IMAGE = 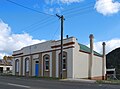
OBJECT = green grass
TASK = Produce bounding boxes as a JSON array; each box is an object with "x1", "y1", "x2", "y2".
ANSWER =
[
  {"x1": 96, "y1": 80, "x2": 120, "y2": 84},
  {"x1": 1, "y1": 74, "x2": 60, "y2": 80}
]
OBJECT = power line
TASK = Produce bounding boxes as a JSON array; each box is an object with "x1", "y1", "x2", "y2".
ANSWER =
[
  {"x1": 21, "y1": 17, "x2": 55, "y2": 32},
  {"x1": 63, "y1": 0, "x2": 117, "y2": 19},
  {"x1": 6, "y1": 0, "x2": 56, "y2": 17},
  {"x1": 67, "y1": 9, "x2": 94, "y2": 19},
  {"x1": 28, "y1": 19, "x2": 57, "y2": 34},
  {"x1": 64, "y1": 5, "x2": 93, "y2": 17},
  {"x1": 62, "y1": 1, "x2": 95, "y2": 14}
]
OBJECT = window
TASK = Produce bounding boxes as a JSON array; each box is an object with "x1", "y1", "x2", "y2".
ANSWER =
[
  {"x1": 6, "y1": 67, "x2": 10, "y2": 71},
  {"x1": 36, "y1": 61, "x2": 39, "y2": 63},
  {"x1": 44, "y1": 55, "x2": 49, "y2": 71},
  {"x1": 59, "y1": 52, "x2": 67, "y2": 70},
  {"x1": 25, "y1": 57, "x2": 29, "y2": 72},
  {"x1": 63, "y1": 53, "x2": 67, "y2": 70},
  {"x1": 15, "y1": 59, "x2": 19, "y2": 72}
]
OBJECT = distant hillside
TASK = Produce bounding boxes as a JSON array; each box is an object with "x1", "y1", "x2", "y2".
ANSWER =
[{"x1": 106, "y1": 47, "x2": 120, "y2": 79}]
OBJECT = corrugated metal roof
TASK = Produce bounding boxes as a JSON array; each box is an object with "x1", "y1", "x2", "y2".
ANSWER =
[{"x1": 79, "y1": 43, "x2": 102, "y2": 57}]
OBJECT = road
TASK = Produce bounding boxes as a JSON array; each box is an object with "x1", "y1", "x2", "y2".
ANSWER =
[{"x1": 0, "y1": 76, "x2": 120, "y2": 89}]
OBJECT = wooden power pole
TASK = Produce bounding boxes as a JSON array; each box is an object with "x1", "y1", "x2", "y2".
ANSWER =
[{"x1": 56, "y1": 14, "x2": 65, "y2": 79}]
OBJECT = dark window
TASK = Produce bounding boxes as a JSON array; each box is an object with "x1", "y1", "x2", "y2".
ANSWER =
[
  {"x1": 59, "y1": 52, "x2": 67, "y2": 70},
  {"x1": 36, "y1": 61, "x2": 39, "y2": 63},
  {"x1": 44, "y1": 55, "x2": 49, "y2": 71},
  {"x1": 63, "y1": 54, "x2": 67, "y2": 70},
  {"x1": 6, "y1": 67, "x2": 10, "y2": 71}
]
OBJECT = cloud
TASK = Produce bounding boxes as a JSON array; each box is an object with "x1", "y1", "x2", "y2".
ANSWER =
[
  {"x1": 94, "y1": 0, "x2": 120, "y2": 16},
  {"x1": 87, "y1": 38, "x2": 120, "y2": 54},
  {"x1": 59, "y1": 0, "x2": 83, "y2": 4},
  {"x1": 45, "y1": 0, "x2": 83, "y2": 4},
  {"x1": 0, "y1": 20, "x2": 45, "y2": 59},
  {"x1": 44, "y1": 0, "x2": 83, "y2": 14}
]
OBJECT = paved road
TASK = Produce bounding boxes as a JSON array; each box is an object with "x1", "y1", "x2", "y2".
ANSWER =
[{"x1": 0, "y1": 76, "x2": 120, "y2": 89}]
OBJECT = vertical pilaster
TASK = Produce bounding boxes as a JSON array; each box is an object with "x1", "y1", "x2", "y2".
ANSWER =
[
  {"x1": 39, "y1": 53, "x2": 42, "y2": 76},
  {"x1": 29, "y1": 55, "x2": 32, "y2": 76},
  {"x1": 52, "y1": 50, "x2": 56, "y2": 78},
  {"x1": 88, "y1": 34, "x2": 94, "y2": 79},
  {"x1": 20, "y1": 57, "x2": 23, "y2": 76},
  {"x1": 102, "y1": 42, "x2": 106, "y2": 80}
]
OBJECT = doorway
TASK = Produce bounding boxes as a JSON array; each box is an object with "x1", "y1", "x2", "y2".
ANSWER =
[
  {"x1": 0, "y1": 67, "x2": 3, "y2": 73},
  {"x1": 35, "y1": 61, "x2": 39, "y2": 76}
]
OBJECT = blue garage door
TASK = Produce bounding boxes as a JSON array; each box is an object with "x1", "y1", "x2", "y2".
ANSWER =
[{"x1": 35, "y1": 62, "x2": 39, "y2": 76}]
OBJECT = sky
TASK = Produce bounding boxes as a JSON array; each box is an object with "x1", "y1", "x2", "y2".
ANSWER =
[{"x1": 0, "y1": 0, "x2": 120, "y2": 58}]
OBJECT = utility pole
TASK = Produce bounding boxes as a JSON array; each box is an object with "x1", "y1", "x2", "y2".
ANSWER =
[{"x1": 56, "y1": 14, "x2": 65, "y2": 79}]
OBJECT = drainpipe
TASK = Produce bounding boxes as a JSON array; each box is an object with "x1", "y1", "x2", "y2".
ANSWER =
[
  {"x1": 88, "y1": 34, "x2": 94, "y2": 79},
  {"x1": 102, "y1": 42, "x2": 106, "y2": 80}
]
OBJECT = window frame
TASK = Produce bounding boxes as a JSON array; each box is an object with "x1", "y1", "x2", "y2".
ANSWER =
[
  {"x1": 25, "y1": 57, "x2": 29, "y2": 72},
  {"x1": 59, "y1": 51, "x2": 67, "y2": 70},
  {"x1": 43, "y1": 54, "x2": 50, "y2": 71},
  {"x1": 15, "y1": 59, "x2": 19, "y2": 73}
]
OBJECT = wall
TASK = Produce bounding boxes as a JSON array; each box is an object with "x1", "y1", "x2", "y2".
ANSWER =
[
  {"x1": 73, "y1": 39, "x2": 103, "y2": 79},
  {"x1": 92, "y1": 56, "x2": 102, "y2": 78},
  {"x1": 73, "y1": 41, "x2": 89, "y2": 78},
  {"x1": 12, "y1": 37, "x2": 75, "y2": 78}
]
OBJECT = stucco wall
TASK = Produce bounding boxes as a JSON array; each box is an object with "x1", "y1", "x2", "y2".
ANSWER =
[
  {"x1": 73, "y1": 39, "x2": 103, "y2": 79},
  {"x1": 12, "y1": 58, "x2": 15, "y2": 75},
  {"x1": 13, "y1": 37, "x2": 76, "y2": 78},
  {"x1": 73, "y1": 41, "x2": 89, "y2": 78},
  {"x1": 92, "y1": 56, "x2": 102, "y2": 77},
  {"x1": 55, "y1": 48, "x2": 73, "y2": 78}
]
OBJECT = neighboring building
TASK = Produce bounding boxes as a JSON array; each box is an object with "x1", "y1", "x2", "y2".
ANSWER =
[
  {"x1": 12, "y1": 34, "x2": 106, "y2": 80},
  {"x1": 0, "y1": 59, "x2": 12, "y2": 74},
  {"x1": 0, "y1": 65, "x2": 12, "y2": 74}
]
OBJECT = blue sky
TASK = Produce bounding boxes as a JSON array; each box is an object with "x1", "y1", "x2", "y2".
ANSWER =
[{"x1": 0, "y1": 0, "x2": 120, "y2": 58}]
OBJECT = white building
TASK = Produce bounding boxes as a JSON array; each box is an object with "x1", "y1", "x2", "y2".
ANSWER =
[
  {"x1": 12, "y1": 34, "x2": 106, "y2": 80},
  {"x1": 0, "y1": 65, "x2": 12, "y2": 74}
]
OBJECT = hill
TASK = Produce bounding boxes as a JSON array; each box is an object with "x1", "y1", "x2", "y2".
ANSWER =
[{"x1": 106, "y1": 47, "x2": 120, "y2": 79}]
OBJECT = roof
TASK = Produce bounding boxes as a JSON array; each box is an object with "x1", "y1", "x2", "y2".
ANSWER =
[{"x1": 79, "y1": 43, "x2": 102, "y2": 57}]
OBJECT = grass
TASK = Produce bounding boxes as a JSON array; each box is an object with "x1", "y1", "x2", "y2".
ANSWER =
[
  {"x1": 1, "y1": 74, "x2": 60, "y2": 80},
  {"x1": 96, "y1": 79, "x2": 120, "y2": 84}
]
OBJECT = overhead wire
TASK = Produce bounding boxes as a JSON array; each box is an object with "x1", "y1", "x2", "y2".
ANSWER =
[
  {"x1": 42, "y1": 21, "x2": 60, "y2": 50},
  {"x1": 6, "y1": 0, "x2": 56, "y2": 17},
  {"x1": 28, "y1": 19, "x2": 58, "y2": 34},
  {"x1": 5, "y1": 0, "x2": 61, "y2": 42},
  {"x1": 63, "y1": 0, "x2": 117, "y2": 19},
  {"x1": 64, "y1": 5, "x2": 94, "y2": 17},
  {"x1": 21, "y1": 17, "x2": 55, "y2": 32},
  {"x1": 62, "y1": 1, "x2": 95, "y2": 14}
]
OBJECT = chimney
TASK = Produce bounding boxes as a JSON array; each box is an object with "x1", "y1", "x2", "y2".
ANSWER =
[
  {"x1": 88, "y1": 34, "x2": 94, "y2": 79},
  {"x1": 89, "y1": 34, "x2": 94, "y2": 54},
  {"x1": 102, "y1": 42, "x2": 106, "y2": 80},
  {"x1": 66, "y1": 35, "x2": 69, "y2": 39}
]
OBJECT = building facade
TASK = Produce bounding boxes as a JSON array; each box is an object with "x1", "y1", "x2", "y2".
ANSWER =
[{"x1": 12, "y1": 35, "x2": 106, "y2": 80}]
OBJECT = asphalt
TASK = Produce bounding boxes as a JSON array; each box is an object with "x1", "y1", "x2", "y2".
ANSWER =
[{"x1": 0, "y1": 76, "x2": 120, "y2": 89}]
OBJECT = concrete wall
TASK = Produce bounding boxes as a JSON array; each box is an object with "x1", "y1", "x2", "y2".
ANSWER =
[
  {"x1": 13, "y1": 37, "x2": 103, "y2": 79},
  {"x1": 73, "y1": 40, "x2": 89, "y2": 78},
  {"x1": 73, "y1": 39, "x2": 103, "y2": 79},
  {"x1": 92, "y1": 56, "x2": 102, "y2": 78}
]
